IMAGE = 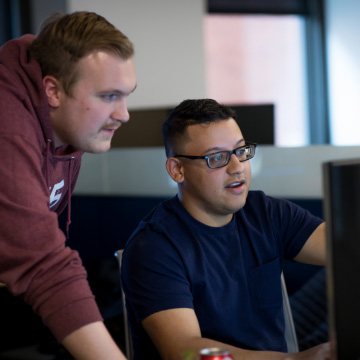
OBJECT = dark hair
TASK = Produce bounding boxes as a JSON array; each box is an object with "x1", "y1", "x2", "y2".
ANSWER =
[
  {"x1": 29, "y1": 11, "x2": 134, "y2": 95},
  {"x1": 162, "y1": 99, "x2": 237, "y2": 157}
]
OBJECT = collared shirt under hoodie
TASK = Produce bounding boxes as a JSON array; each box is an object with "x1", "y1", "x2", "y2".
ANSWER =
[{"x1": 0, "y1": 35, "x2": 102, "y2": 341}]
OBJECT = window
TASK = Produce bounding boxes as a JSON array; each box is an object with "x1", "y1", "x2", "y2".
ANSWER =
[
  {"x1": 204, "y1": 0, "x2": 328, "y2": 146},
  {"x1": 204, "y1": 14, "x2": 309, "y2": 146}
]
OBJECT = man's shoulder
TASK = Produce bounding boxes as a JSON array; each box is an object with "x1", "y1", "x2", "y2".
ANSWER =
[
  {"x1": 123, "y1": 196, "x2": 190, "y2": 263},
  {"x1": 241, "y1": 190, "x2": 297, "y2": 222},
  {"x1": 143, "y1": 195, "x2": 178, "y2": 220},
  {"x1": 130, "y1": 196, "x2": 181, "y2": 236},
  {"x1": 244, "y1": 190, "x2": 272, "y2": 210}
]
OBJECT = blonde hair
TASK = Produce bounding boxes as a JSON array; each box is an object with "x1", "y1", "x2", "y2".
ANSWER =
[{"x1": 29, "y1": 11, "x2": 134, "y2": 95}]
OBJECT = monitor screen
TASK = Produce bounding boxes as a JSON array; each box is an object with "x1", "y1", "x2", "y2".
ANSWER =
[{"x1": 323, "y1": 158, "x2": 360, "y2": 359}]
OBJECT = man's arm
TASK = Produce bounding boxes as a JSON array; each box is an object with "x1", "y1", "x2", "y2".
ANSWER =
[
  {"x1": 62, "y1": 321, "x2": 126, "y2": 360},
  {"x1": 142, "y1": 308, "x2": 330, "y2": 360},
  {"x1": 293, "y1": 222, "x2": 326, "y2": 266}
]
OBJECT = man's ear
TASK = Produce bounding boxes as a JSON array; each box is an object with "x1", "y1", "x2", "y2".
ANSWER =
[
  {"x1": 166, "y1": 157, "x2": 185, "y2": 183},
  {"x1": 42, "y1": 75, "x2": 61, "y2": 108}
]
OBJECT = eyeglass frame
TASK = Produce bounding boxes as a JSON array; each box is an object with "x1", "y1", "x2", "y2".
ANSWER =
[{"x1": 173, "y1": 141, "x2": 257, "y2": 169}]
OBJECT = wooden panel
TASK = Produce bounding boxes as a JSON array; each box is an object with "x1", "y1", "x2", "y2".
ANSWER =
[
  {"x1": 232, "y1": 104, "x2": 274, "y2": 145},
  {"x1": 111, "y1": 104, "x2": 274, "y2": 147},
  {"x1": 111, "y1": 108, "x2": 169, "y2": 147}
]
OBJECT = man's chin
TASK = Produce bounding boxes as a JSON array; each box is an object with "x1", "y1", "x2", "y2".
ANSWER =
[
  {"x1": 83, "y1": 142, "x2": 111, "y2": 154},
  {"x1": 228, "y1": 198, "x2": 247, "y2": 213}
]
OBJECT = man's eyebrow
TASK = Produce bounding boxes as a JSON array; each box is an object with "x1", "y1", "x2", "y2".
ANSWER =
[
  {"x1": 98, "y1": 83, "x2": 137, "y2": 96},
  {"x1": 202, "y1": 139, "x2": 245, "y2": 155}
]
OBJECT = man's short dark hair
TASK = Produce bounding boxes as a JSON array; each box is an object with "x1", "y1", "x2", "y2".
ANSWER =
[{"x1": 162, "y1": 99, "x2": 237, "y2": 157}]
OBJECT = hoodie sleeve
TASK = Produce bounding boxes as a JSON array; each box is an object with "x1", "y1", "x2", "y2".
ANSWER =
[
  {"x1": 0, "y1": 135, "x2": 103, "y2": 342},
  {"x1": 0, "y1": 38, "x2": 102, "y2": 341}
]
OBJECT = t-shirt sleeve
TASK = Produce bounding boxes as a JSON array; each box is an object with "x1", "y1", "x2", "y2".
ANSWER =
[
  {"x1": 269, "y1": 196, "x2": 324, "y2": 260},
  {"x1": 121, "y1": 227, "x2": 194, "y2": 323}
]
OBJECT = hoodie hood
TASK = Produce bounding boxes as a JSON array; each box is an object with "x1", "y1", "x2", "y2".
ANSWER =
[
  {"x1": 0, "y1": 35, "x2": 54, "y2": 148},
  {"x1": 0, "y1": 34, "x2": 82, "y2": 159},
  {"x1": 0, "y1": 34, "x2": 83, "y2": 237}
]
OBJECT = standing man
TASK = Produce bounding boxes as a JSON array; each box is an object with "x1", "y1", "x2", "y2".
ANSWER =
[
  {"x1": 0, "y1": 11, "x2": 136, "y2": 360},
  {"x1": 121, "y1": 99, "x2": 330, "y2": 359}
]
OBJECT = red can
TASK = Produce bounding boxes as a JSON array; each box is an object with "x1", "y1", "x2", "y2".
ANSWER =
[{"x1": 198, "y1": 348, "x2": 234, "y2": 360}]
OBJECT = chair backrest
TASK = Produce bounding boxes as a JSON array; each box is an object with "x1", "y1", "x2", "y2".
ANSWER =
[
  {"x1": 116, "y1": 249, "x2": 298, "y2": 357},
  {"x1": 115, "y1": 249, "x2": 134, "y2": 360},
  {"x1": 281, "y1": 272, "x2": 299, "y2": 353}
]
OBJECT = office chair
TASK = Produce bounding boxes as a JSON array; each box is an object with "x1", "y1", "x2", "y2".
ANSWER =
[
  {"x1": 281, "y1": 272, "x2": 299, "y2": 353},
  {"x1": 115, "y1": 249, "x2": 134, "y2": 360}
]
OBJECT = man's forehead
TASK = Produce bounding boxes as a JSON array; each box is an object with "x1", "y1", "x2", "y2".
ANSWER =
[
  {"x1": 185, "y1": 118, "x2": 239, "y2": 137},
  {"x1": 74, "y1": 52, "x2": 136, "y2": 91},
  {"x1": 183, "y1": 118, "x2": 243, "y2": 154}
]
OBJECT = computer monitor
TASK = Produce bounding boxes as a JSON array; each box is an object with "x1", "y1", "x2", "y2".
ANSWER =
[{"x1": 323, "y1": 158, "x2": 360, "y2": 359}]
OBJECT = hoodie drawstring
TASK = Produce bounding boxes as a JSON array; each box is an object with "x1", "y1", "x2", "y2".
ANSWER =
[
  {"x1": 46, "y1": 139, "x2": 74, "y2": 239},
  {"x1": 45, "y1": 140, "x2": 51, "y2": 187},
  {"x1": 66, "y1": 158, "x2": 74, "y2": 239}
]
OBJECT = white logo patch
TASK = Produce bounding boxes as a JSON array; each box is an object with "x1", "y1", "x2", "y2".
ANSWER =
[{"x1": 49, "y1": 179, "x2": 65, "y2": 208}]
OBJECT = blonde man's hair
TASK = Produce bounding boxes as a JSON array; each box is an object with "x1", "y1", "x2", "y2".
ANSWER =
[{"x1": 29, "y1": 11, "x2": 134, "y2": 95}]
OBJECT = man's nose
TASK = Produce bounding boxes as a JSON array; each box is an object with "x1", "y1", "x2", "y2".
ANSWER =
[
  {"x1": 111, "y1": 100, "x2": 130, "y2": 123},
  {"x1": 227, "y1": 153, "x2": 244, "y2": 172}
]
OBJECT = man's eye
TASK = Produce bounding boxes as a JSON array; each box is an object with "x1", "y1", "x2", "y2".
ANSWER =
[
  {"x1": 101, "y1": 93, "x2": 118, "y2": 102},
  {"x1": 212, "y1": 153, "x2": 225, "y2": 162}
]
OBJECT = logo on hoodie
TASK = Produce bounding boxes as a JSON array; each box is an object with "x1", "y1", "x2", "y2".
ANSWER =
[{"x1": 49, "y1": 180, "x2": 64, "y2": 208}]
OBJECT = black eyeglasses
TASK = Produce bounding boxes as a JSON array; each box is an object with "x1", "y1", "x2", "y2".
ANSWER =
[{"x1": 174, "y1": 142, "x2": 257, "y2": 169}]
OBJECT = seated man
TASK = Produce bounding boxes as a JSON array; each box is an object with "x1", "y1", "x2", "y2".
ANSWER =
[{"x1": 121, "y1": 99, "x2": 330, "y2": 360}]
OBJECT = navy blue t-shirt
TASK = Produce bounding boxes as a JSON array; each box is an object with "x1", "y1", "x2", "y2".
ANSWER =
[{"x1": 121, "y1": 191, "x2": 323, "y2": 360}]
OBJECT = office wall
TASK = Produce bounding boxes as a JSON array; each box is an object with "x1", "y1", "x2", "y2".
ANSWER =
[
  {"x1": 28, "y1": 1, "x2": 360, "y2": 198},
  {"x1": 75, "y1": 145, "x2": 360, "y2": 199},
  {"x1": 65, "y1": 0, "x2": 360, "y2": 198},
  {"x1": 67, "y1": 0, "x2": 206, "y2": 109},
  {"x1": 30, "y1": 0, "x2": 67, "y2": 32},
  {"x1": 29, "y1": 0, "x2": 360, "y2": 143}
]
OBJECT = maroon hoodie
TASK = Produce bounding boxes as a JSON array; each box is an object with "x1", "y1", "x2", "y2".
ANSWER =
[{"x1": 0, "y1": 35, "x2": 102, "y2": 341}]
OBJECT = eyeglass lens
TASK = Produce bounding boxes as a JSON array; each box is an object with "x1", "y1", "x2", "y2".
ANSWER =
[{"x1": 207, "y1": 145, "x2": 255, "y2": 168}]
